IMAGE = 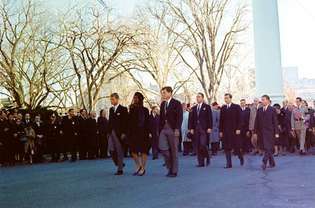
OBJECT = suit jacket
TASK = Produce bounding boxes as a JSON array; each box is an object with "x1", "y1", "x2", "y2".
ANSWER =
[
  {"x1": 219, "y1": 103, "x2": 242, "y2": 150},
  {"x1": 159, "y1": 98, "x2": 183, "y2": 131},
  {"x1": 254, "y1": 105, "x2": 279, "y2": 150},
  {"x1": 240, "y1": 107, "x2": 250, "y2": 131},
  {"x1": 249, "y1": 105, "x2": 259, "y2": 131},
  {"x1": 281, "y1": 107, "x2": 292, "y2": 132},
  {"x1": 291, "y1": 106, "x2": 307, "y2": 130},
  {"x1": 62, "y1": 116, "x2": 79, "y2": 138},
  {"x1": 188, "y1": 103, "x2": 213, "y2": 131},
  {"x1": 108, "y1": 104, "x2": 128, "y2": 138},
  {"x1": 148, "y1": 113, "x2": 160, "y2": 137}
]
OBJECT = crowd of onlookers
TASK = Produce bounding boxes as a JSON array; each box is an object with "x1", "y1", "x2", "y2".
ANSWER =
[{"x1": 0, "y1": 96, "x2": 315, "y2": 167}]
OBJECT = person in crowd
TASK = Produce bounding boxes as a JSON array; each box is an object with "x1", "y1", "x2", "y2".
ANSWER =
[
  {"x1": 303, "y1": 101, "x2": 313, "y2": 151},
  {"x1": 280, "y1": 100, "x2": 291, "y2": 154},
  {"x1": 127, "y1": 92, "x2": 150, "y2": 176},
  {"x1": 0, "y1": 112, "x2": 10, "y2": 166},
  {"x1": 87, "y1": 111, "x2": 98, "y2": 159},
  {"x1": 240, "y1": 99, "x2": 250, "y2": 153},
  {"x1": 159, "y1": 86, "x2": 183, "y2": 177},
  {"x1": 188, "y1": 93, "x2": 213, "y2": 167},
  {"x1": 24, "y1": 113, "x2": 32, "y2": 126},
  {"x1": 148, "y1": 105, "x2": 160, "y2": 160},
  {"x1": 32, "y1": 114, "x2": 45, "y2": 163},
  {"x1": 181, "y1": 103, "x2": 191, "y2": 156},
  {"x1": 248, "y1": 98, "x2": 262, "y2": 155},
  {"x1": 15, "y1": 115, "x2": 26, "y2": 162},
  {"x1": 78, "y1": 109, "x2": 88, "y2": 160},
  {"x1": 210, "y1": 102, "x2": 220, "y2": 156},
  {"x1": 273, "y1": 104, "x2": 285, "y2": 156},
  {"x1": 255, "y1": 95, "x2": 279, "y2": 170},
  {"x1": 61, "y1": 109, "x2": 79, "y2": 162},
  {"x1": 25, "y1": 124, "x2": 36, "y2": 164},
  {"x1": 291, "y1": 97, "x2": 308, "y2": 155},
  {"x1": 46, "y1": 113, "x2": 61, "y2": 162},
  {"x1": 7, "y1": 114, "x2": 17, "y2": 165},
  {"x1": 108, "y1": 93, "x2": 128, "y2": 175},
  {"x1": 219, "y1": 93, "x2": 244, "y2": 169},
  {"x1": 97, "y1": 109, "x2": 109, "y2": 158}
]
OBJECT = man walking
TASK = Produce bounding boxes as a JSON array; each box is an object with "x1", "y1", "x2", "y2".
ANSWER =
[
  {"x1": 219, "y1": 93, "x2": 244, "y2": 169},
  {"x1": 188, "y1": 93, "x2": 213, "y2": 167},
  {"x1": 254, "y1": 95, "x2": 279, "y2": 170},
  {"x1": 108, "y1": 93, "x2": 128, "y2": 175},
  {"x1": 159, "y1": 86, "x2": 183, "y2": 177}
]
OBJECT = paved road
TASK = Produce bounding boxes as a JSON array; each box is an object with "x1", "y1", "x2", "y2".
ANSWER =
[{"x1": 1, "y1": 154, "x2": 315, "y2": 208}]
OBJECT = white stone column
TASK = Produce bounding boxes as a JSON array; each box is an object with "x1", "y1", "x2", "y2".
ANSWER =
[{"x1": 252, "y1": 0, "x2": 284, "y2": 104}]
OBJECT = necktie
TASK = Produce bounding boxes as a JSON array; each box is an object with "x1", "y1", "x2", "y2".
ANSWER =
[
  {"x1": 165, "y1": 102, "x2": 168, "y2": 114},
  {"x1": 197, "y1": 104, "x2": 201, "y2": 116}
]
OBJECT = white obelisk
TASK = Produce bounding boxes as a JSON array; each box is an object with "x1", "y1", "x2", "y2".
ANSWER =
[{"x1": 252, "y1": 0, "x2": 284, "y2": 104}]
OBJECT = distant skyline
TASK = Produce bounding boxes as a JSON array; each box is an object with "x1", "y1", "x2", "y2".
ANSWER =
[{"x1": 41, "y1": 0, "x2": 315, "y2": 79}]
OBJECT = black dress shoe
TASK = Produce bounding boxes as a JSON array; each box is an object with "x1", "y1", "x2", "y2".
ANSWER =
[
  {"x1": 196, "y1": 164, "x2": 205, "y2": 167},
  {"x1": 206, "y1": 158, "x2": 210, "y2": 166},
  {"x1": 138, "y1": 169, "x2": 146, "y2": 176},
  {"x1": 115, "y1": 170, "x2": 123, "y2": 175},
  {"x1": 166, "y1": 173, "x2": 177, "y2": 177},
  {"x1": 240, "y1": 157, "x2": 244, "y2": 166},
  {"x1": 133, "y1": 168, "x2": 141, "y2": 176},
  {"x1": 224, "y1": 165, "x2": 232, "y2": 169},
  {"x1": 261, "y1": 163, "x2": 267, "y2": 170}
]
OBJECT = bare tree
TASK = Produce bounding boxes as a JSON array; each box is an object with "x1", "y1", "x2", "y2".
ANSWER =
[
  {"x1": 152, "y1": 0, "x2": 248, "y2": 102},
  {"x1": 126, "y1": 7, "x2": 193, "y2": 103},
  {"x1": 0, "y1": 0, "x2": 65, "y2": 109},
  {"x1": 61, "y1": 8, "x2": 139, "y2": 111}
]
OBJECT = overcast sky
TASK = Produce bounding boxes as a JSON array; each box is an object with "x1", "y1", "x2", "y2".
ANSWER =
[{"x1": 43, "y1": 0, "x2": 315, "y2": 79}]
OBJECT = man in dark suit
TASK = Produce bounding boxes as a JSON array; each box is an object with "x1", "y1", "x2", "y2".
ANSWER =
[
  {"x1": 61, "y1": 109, "x2": 79, "y2": 162},
  {"x1": 281, "y1": 100, "x2": 291, "y2": 153},
  {"x1": 188, "y1": 93, "x2": 213, "y2": 167},
  {"x1": 255, "y1": 95, "x2": 279, "y2": 170},
  {"x1": 159, "y1": 86, "x2": 183, "y2": 177},
  {"x1": 240, "y1": 99, "x2": 251, "y2": 153},
  {"x1": 108, "y1": 93, "x2": 128, "y2": 175},
  {"x1": 77, "y1": 109, "x2": 88, "y2": 160},
  {"x1": 219, "y1": 93, "x2": 244, "y2": 168},
  {"x1": 148, "y1": 106, "x2": 160, "y2": 160}
]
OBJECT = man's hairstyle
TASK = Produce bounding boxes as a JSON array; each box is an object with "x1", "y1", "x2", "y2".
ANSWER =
[
  {"x1": 224, "y1": 93, "x2": 232, "y2": 99},
  {"x1": 80, "y1": 109, "x2": 86, "y2": 113},
  {"x1": 261, "y1": 95, "x2": 270, "y2": 101},
  {"x1": 161, "y1": 86, "x2": 173, "y2": 94},
  {"x1": 197, "y1": 92, "x2": 204, "y2": 98},
  {"x1": 240, "y1": 98, "x2": 246, "y2": 102},
  {"x1": 110, "y1": 93, "x2": 119, "y2": 99},
  {"x1": 212, "y1": 102, "x2": 219, "y2": 106},
  {"x1": 68, "y1": 108, "x2": 74, "y2": 113},
  {"x1": 273, "y1": 103, "x2": 281, "y2": 109},
  {"x1": 296, "y1": 97, "x2": 302, "y2": 102}
]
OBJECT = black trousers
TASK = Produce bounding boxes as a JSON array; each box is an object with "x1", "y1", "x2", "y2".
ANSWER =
[
  {"x1": 98, "y1": 134, "x2": 109, "y2": 158},
  {"x1": 263, "y1": 148, "x2": 275, "y2": 166},
  {"x1": 224, "y1": 147, "x2": 243, "y2": 167},
  {"x1": 211, "y1": 142, "x2": 220, "y2": 154},
  {"x1": 195, "y1": 126, "x2": 209, "y2": 165}
]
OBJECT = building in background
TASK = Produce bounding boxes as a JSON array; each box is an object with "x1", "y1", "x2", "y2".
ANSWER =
[{"x1": 283, "y1": 66, "x2": 315, "y2": 104}]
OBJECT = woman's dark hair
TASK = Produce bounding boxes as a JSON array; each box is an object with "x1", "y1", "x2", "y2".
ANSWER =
[
  {"x1": 99, "y1": 109, "x2": 106, "y2": 117},
  {"x1": 131, "y1": 92, "x2": 144, "y2": 107}
]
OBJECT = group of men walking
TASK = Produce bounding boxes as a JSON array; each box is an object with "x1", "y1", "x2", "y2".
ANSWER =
[{"x1": 1, "y1": 86, "x2": 315, "y2": 177}]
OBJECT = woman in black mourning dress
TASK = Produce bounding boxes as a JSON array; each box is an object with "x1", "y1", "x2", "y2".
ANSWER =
[{"x1": 128, "y1": 92, "x2": 150, "y2": 176}]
